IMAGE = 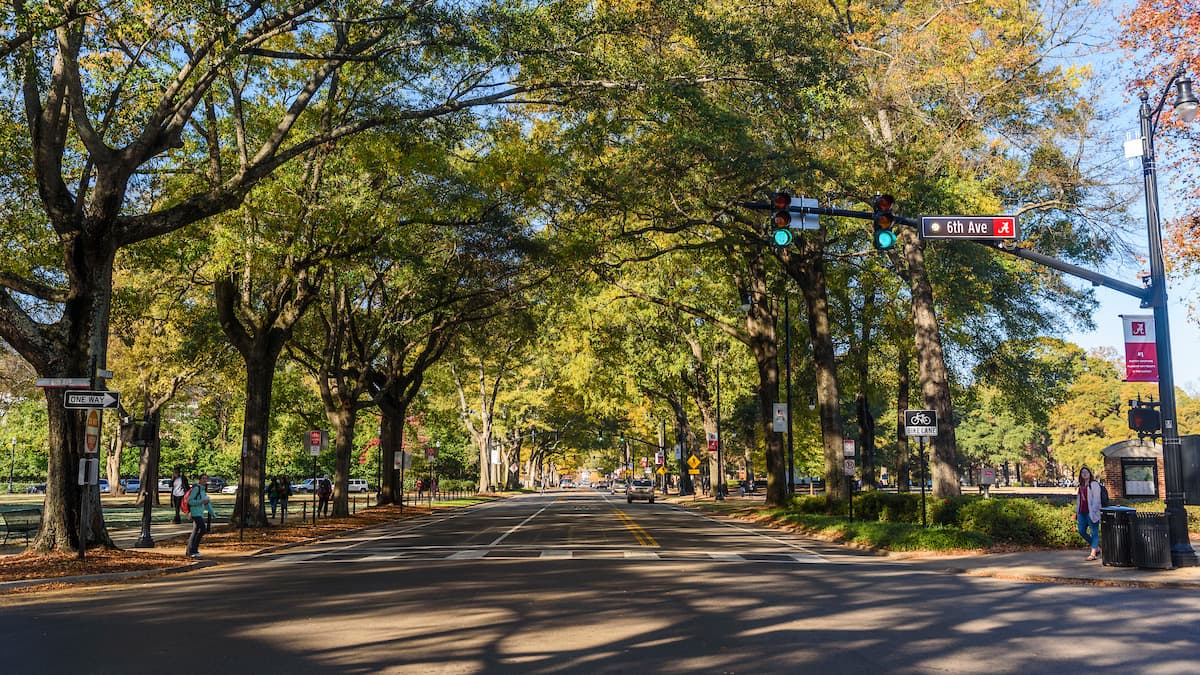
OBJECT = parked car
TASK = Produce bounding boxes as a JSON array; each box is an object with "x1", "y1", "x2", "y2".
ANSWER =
[
  {"x1": 98, "y1": 478, "x2": 110, "y2": 493},
  {"x1": 25, "y1": 483, "x2": 46, "y2": 494},
  {"x1": 158, "y1": 478, "x2": 173, "y2": 492},
  {"x1": 626, "y1": 479, "x2": 655, "y2": 503},
  {"x1": 348, "y1": 479, "x2": 369, "y2": 493},
  {"x1": 206, "y1": 477, "x2": 228, "y2": 492},
  {"x1": 293, "y1": 478, "x2": 316, "y2": 494},
  {"x1": 221, "y1": 484, "x2": 239, "y2": 494},
  {"x1": 121, "y1": 477, "x2": 141, "y2": 492}
]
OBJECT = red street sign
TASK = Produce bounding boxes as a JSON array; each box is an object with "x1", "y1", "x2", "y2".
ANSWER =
[{"x1": 920, "y1": 216, "x2": 1018, "y2": 240}]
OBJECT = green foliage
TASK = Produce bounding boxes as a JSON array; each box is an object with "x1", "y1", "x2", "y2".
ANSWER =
[
  {"x1": 773, "y1": 511, "x2": 992, "y2": 552},
  {"x1": 955, "y1": 498, "x2": 1077, "y2": 547},
  {"x1": 852, "y1": 491, "x2": 924, "y2": 523}
]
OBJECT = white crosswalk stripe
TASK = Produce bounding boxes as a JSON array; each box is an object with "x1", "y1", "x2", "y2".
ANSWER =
[{"x1": 262, "y1": 547, "x2": 830, "y2": 565}]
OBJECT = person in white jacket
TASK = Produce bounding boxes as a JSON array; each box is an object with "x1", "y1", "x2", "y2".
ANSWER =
[{"x1": 1076, "y1": 466, "x2": 1103, "y2": 560}]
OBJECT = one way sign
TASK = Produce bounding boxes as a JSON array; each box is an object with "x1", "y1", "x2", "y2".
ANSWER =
[{"x1": 64, "y1": 390, "x2": 120, "y2": 410}]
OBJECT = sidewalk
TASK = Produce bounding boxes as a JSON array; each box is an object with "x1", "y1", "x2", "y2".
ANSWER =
[
  {"x1": 663, "y1": 490, "x2": 1200, "y2": 589},
  {"x1": 896, "y1": 543, "x2": 1200, "y2": 589}
]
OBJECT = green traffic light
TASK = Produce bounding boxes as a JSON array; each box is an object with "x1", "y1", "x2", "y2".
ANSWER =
[
  {"x1": 772, "y1": 228, "x2": 793, "y2": 247},
  {"x1": 873, "y1": 228, "x2": 897, "y2": 250}
]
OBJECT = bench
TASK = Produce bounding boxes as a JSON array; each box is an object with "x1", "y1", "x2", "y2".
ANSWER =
[{"x1": 1, "y1": 508, "x2": 42, "y2": 545}]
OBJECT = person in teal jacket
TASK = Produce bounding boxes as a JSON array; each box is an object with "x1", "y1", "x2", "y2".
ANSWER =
[{"x1": 186, "y1": 474, "x2": 217, "y2": 559}]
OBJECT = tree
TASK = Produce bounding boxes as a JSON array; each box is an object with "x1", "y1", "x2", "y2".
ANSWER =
[{"x1": 0, "y1": 0, "x2": 534, "y2": 551}]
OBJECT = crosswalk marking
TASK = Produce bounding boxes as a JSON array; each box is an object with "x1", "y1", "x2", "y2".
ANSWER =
[{"x1": 263, "y1": 548, "x2": 829, "y2": 565}]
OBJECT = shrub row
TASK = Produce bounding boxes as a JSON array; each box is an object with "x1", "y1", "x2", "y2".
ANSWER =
[{"x1": 787, "y1": 492, "x2": 1085, "y2": 547}]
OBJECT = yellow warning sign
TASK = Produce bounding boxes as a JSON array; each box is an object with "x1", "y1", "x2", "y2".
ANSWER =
[
  {"x1": 686, "y1": 455, "x2": 700, "y2": 469},
  {"x1": 688, "y1": 469, "x2": 700, "y2": 475},
  {"x1": 656, "y1": 466, "x2": 667, "y2": 475}
]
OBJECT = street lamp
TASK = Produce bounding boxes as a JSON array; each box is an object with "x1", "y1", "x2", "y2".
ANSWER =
[
  {"x1": 8, "y1": 438, "x2": 14, "y2": 493},
  {"x1": 1137, "y1": 67, "x2": 1199, "y2": 568}
]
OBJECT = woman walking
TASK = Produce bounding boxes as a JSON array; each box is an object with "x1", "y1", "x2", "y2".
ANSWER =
[{"x1": 1076, "y1": 466, "x2": 1103, "y2": 560}]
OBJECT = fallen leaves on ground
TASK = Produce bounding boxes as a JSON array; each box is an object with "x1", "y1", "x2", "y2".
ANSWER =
[{"x1": 0, "y1": 504, "x2": 435, "y2": 586}]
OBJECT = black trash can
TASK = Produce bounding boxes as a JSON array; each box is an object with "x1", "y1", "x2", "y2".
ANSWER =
[
  {"x1": 1100, "y1": 506, "x2": 1135, "y2": 567},
  {"x1": 1132, "y1": 512, "x2": 1172, "y2": 569}
]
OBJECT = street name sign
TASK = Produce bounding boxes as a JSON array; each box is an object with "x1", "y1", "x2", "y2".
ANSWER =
[
  {"x1": 904, "y1": 410, "x2": 938, "y2": 437},
  {"x1": 64, "y1": 390, "x2": 120, "y2": 409},
  {"x1": 921, "y1": 216, "x2": 1017, "y2": 241},
  {"x1": 36, "y1": 377, "x2": 91, "y2": 389}
]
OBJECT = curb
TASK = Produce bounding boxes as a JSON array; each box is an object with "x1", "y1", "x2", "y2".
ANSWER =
[
  {"x1": 949, "y1": 566, "x2": 1200, "y2": 590},
  {"x1": 0, "y1": 559, "x2": 214, "y2": 592}
]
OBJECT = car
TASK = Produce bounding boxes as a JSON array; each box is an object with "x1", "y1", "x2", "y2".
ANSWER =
[
  {"x1": 25, "y1": 483, "x2": 46, "y2": 494},
  {"x1": 560, "y1": 479, "x2": 574, "y2": 489},
  {"x1": 348, "y1": 479, "x2": 369, "y2": 493},
  {"x1": 206, "y1": 477, "x2": 228, "y2": 492},
  {"x1": 121, "y1": 477, "x2": 141, "y2": 492},
  {"x1": 609, "y1": 479, "x2": 626, "y2": 495},
  {"x1": 293, "y1": 478, "x2": 316, "y2": 493},
  {"x1": 221, "y1": 484, "x2": 239, "y2": 494},
  {"x1": 98, "y1": 478, "x2": 110, "y2": 493},
  {"x1": 158, "y1": 478, "x2": 173, "y2": 492},
  {"x1": 626, "y1": 479, "x2": 655, "y2": 503}
]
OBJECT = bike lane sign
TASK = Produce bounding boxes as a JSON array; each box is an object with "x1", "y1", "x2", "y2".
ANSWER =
[{"x1": 903, "y1": 410, "x2": 938, "y2": 437}]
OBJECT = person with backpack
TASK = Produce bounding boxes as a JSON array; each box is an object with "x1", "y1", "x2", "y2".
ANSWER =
[
  {"x1": 279, "y1": 477, "x2": 292, "y2": 523},
  {"x1": 185, "y1": 474, "x2": 217, "y2": 559},
  {"x1": 170, "y1": 467, "x2": 190, "y2": 524},
  {"x1": 267, "y1": 477, "x2": 281, "y2": 519},
  {"x1": 1075, "y1": 466, "x2": 1103, "y2": 561},
  {"x1": 317, "y1": 474, "x2": 332, "y2": 517}
]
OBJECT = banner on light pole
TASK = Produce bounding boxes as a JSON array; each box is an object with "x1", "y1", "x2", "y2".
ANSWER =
[{"x1": 1122, "y1": 314, "x2": 1159, "y2": 382}]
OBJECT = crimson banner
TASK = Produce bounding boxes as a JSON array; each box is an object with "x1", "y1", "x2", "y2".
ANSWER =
[{"x1": 1122, "y1": 314, "x2": 1158, "y2": 382}]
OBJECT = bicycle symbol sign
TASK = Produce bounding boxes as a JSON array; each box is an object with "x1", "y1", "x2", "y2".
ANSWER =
[{"x1": 904, "y1": 409, "x2": 939, "y2": 437}]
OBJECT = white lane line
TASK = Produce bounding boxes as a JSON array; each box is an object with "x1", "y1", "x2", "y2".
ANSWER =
[
  {"x1": 449, "y1": 549, "x2": 489, "y2": 560},
  {"x1": 711, "y1": 553, "x2": 744, "y2": 562},
  {"x1": 540, "y1": 550, "x2": 571, "y2": 559},
  {"x1": 624, "y1": 550, "x2": 660, "y2": 560},
  {"x1": 487, "y1": 503, "x2": 552, "y2": 547},
  {"x1": 679, "y1": 508, "x2": 826, "y2": 558}
]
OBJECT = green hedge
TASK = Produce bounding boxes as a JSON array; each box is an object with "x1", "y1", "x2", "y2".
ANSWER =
[{"x1": 784, "y1": 492, "x2": 1088, "y2": 548}]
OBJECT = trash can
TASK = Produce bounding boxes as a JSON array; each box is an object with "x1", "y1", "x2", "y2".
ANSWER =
[
  {"x1": 1100, "y1": 506, "x2": 1136, "y2": 567},
  {"x1": 1132, "y1": 512, "x2": 1172, "y2": 569}
]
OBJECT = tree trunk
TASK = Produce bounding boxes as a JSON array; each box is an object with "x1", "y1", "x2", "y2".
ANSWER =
[
  {"x1": 231, "y1": 357, "x2": 275, "y2": 527},
  {"x1": 742, "y1": 252, "x2": 786, "y2": 506},
  {"x1": 896, "y1": 340, "x2": 911, "y2": 492},
  {"x1": 785, "y1": 249, "x2": 846, "y2": 500},
  {"x1": 855, "y1": 289, "x2": 877, "y2": 490},
  {"x1": 666, "y1": 394, "x2": 694, "y2": 495},
  {"x1": 378, "y1": 412, "x2": 402, "y2": 504},
  {"x1": 899, "y1": 227, "x2": 961, "y2": 498},
  {"x1": 328, "y1": 406, "x2": 356, "y2": 517}
]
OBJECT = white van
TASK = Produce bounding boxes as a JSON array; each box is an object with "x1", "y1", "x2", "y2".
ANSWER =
[{"x1": 348, "y1": 479, "x2": 370, "y2": 493}]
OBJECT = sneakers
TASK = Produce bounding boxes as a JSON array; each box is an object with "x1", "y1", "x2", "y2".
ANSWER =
[{"x1": 187, "y1": 552, "x2": 203, "y2": 559}]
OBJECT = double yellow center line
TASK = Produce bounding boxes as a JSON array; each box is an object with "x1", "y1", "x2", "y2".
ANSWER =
[{"x1": 613, "y1": 509, "x2": 658, "y2": 547}]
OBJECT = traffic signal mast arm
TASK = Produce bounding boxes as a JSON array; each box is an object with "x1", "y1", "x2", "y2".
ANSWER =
[{"x1": 744, "y1": 198, "x2": 1153, "y2": 304}]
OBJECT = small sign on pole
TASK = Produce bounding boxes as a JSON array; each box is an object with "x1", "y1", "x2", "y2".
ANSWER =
[
  {"x1": 84, "y1": 410, "x2": 101, "y2": 455},
  {"x1": 307, "y1": 430, "x2": 327, "y2": 456},
  {"x1": 707, "y1": 432, "x2": 719, "y2": 452},
  {"x1": 903, "y1": 410, "x2": 938, "y2": 437},
  {"x1": 393, "y1": 450, "x2": 411, "y2": 470},
  {"x1": 843, "y1": 439, "x2": 855, "y2": 457},
  {"x1": 843, "y1": 459, "x2": 856, "y2": 476},
  {"x1": 772, "y1": 403, "x2": 788, "y2": 432}
]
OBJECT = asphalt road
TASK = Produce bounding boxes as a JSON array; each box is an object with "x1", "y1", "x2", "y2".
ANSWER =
[{"x1": 3, "y1": 490, "x2": 1200, "y2": 674}]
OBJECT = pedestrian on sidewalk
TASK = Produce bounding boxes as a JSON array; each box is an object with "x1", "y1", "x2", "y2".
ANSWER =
[
  {"x1": 185, "y1": 474, "x2": 216, "y2": 559},
  {"x1": 267, "y1": 477, "x2": 281, "y2": 519},
  {"x1": 170, "y1": 468, "x2": 190, "y2": 524},
  {"x1": 317, "y1": 474, "x2": 332, "y2": 517},
  {"x1": 1076, "y1": 466, "x2": 1102, "y2": 561},
  {"x1": 279, "y1": 477, "x2": 292, "y2": 523}
]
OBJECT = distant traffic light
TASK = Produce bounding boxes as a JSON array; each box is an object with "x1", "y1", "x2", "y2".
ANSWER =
[
  {"x1": 1128, "y1": 399, "x2": 1161, "y2": 437},
  {"x1": 771, "y1": 191, "x2": 794, "y2": 247},
  {"x1": 872, "y1": 194, "x2": 897, "y2": 251}
]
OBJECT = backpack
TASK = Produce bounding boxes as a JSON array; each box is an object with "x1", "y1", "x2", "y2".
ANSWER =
[
  {"x1": 1099, "y1": 482, "x2": 1110, "y2": 508},
  {"x1": 181, "y1": 486, "x2": 195, "y2": 515}
]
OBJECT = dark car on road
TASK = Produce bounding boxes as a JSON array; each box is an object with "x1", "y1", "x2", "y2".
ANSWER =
[
  {"x1": 206, "y1": 477, "x2": 228, "y2": 492},
  {"x1": 626, "y1": 479, "x2": 655, "y2": 504}
]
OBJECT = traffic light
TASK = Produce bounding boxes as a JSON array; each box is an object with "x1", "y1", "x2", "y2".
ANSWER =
[
  {"x1": 872, "y1": 193, "x2": 897, "y2": 251},
  {"x1": 770, "y1": 191, "x2": 794, "y2": 247},
  {"x1": 1127, "y1": 399, "x2": 1161, "y2": 437}
]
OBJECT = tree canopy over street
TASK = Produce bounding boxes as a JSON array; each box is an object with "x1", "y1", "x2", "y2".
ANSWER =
[{"x1": 2, "y1": 0, "x2": 1198, "y2": 552}]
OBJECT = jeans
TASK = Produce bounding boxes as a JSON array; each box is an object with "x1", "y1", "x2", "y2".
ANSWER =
[
  {"x1": 1077, "y1": 512, "x2": 1100, "y2": 549},
  {"x1": 172, "y1": 494, "x2": 183, "y2": 523},
  {"x1": 187, "y1": 515, "x2": 208, "y2": 555}
]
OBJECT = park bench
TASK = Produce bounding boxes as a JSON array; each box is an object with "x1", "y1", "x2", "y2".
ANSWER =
[{"x1": 1, "y1": 508, "x2": 42, "y2": 545}]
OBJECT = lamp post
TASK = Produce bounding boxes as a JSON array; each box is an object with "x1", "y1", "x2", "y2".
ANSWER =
[
  {"x1": 7, "y1": 438, "x2": 14, "y2": 493},
  {"x1": 715, "y1": 353, "x2": 725, "y2": 500},
  {"x1": 1138, "y1": 67, "x2": 1199, "y2": 568}
]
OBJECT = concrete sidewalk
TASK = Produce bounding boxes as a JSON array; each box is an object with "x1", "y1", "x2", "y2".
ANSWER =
[{"x1": 896, "y1": 543, "x2": 1200, "y2": 589}]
